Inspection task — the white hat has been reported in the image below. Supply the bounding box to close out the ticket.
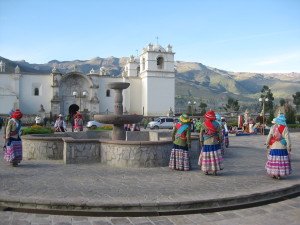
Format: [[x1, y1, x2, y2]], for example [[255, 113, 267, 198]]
[[59, 114, 63, 117]]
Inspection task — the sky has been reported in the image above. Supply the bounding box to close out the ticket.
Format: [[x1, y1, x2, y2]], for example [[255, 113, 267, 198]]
[[0, 0, 300, 73]]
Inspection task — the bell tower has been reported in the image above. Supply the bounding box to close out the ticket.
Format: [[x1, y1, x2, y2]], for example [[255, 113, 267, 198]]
[[139, 43, 175, 116]]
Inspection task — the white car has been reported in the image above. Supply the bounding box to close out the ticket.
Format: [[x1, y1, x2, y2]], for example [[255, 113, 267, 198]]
[[86, 121, 103, 129], [148, 117, 175, 129]]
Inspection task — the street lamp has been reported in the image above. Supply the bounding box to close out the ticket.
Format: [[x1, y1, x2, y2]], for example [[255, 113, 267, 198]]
[[73, 91, 87, 112], [188, 101, 197, 117], [259, 97, 269, 135]]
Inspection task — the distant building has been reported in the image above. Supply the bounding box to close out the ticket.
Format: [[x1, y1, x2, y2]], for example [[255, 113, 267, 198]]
[[0, 43, 175, 117]]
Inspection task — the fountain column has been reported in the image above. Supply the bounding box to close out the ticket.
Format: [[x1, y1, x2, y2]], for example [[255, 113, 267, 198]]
[[94, 82, 143, 141]]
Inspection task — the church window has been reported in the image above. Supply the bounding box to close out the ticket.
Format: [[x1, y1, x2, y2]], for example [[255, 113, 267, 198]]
[[142, 58, 145, 71], [106, 89, 110, 97], [157, 57, 164, 69], [34, 87, 39, 96]]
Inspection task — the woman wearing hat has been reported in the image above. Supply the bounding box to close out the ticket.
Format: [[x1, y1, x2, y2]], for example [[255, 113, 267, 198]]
[[54, 114, 67, 132], [265, 114, 292, 179], [198, 110, 223, 175], [4, 109, 23, 166], [169, 113, 191, 171]]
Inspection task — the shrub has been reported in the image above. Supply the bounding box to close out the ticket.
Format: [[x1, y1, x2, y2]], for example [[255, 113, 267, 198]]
[[22, 125, 54, 135], [287, 124, 300, 129], [90, 125, 113, 131]]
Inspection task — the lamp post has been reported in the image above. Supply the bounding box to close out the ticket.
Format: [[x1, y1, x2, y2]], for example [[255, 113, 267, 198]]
[[73, 91, 87, 112], [259, 97, 269, 135], [188, 101, 197, 117]]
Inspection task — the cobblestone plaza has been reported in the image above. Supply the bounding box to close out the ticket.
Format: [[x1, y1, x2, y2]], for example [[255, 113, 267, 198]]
[[0, 129, 299, 224]]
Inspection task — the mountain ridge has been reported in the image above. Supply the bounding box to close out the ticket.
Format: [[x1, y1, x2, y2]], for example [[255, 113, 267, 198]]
[[1, 56, 299, 109]]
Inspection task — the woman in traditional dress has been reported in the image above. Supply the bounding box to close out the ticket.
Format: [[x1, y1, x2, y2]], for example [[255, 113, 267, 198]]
[[221, 116, 229, 148], [215, 113, 225, 155], [54, 114, 67, 132], [198, 110, 223, 175], [4, 109, 23, 166], [73, 112, 84, 132], [169, 113, 191, 171], [265, 114, 292, 179]]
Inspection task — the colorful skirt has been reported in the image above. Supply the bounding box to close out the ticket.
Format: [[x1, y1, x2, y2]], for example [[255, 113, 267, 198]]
[[198, 144, 223, 172], [169, 144, 190, 171], [4, 139, 22, 164], [265, 149, 291, 177]]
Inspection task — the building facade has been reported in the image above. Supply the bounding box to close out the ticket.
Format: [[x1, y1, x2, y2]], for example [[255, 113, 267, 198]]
[[0, 43, 175, 117]]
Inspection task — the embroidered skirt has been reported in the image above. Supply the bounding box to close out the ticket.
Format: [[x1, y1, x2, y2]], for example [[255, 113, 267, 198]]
[[265, 149, 291, 176], [169, 144, 190, 171], [4, 140, 22, 163], [198, 144, 223, 172]]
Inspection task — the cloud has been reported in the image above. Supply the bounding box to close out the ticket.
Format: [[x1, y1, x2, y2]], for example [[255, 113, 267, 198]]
[[256, 52, 300, 66]]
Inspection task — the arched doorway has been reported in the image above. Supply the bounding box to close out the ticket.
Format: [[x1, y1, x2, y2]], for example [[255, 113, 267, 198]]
[[69, 104, 79, 116], [68, 104, 79, 131]]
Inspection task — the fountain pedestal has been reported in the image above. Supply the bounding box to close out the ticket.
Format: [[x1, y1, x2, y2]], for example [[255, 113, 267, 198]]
[[94, 82, 143, 140]]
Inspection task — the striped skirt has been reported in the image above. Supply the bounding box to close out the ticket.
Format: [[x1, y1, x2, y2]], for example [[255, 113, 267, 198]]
[[265, 149, 291, 177], [169, 144, 190, 171], [4, 140, 22, 164], [198, 144, 223, 172]]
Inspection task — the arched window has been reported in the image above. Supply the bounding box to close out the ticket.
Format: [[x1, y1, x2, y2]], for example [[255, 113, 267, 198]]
[[157, 57, 164, 69], [34, 87, 39, 96], [137, 66, 140, 76], [142, 58, 145, 71], [106, 89, 110, 97]]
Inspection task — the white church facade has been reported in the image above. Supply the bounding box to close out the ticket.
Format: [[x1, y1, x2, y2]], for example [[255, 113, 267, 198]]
[[0, 43, 175, 118]]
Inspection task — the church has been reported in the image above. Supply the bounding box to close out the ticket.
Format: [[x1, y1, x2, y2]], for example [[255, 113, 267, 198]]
[[0, 43, 175, 118]]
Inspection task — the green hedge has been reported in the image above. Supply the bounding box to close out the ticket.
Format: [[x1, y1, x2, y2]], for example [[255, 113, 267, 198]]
[[22, 125, 54, 135], [287, 124, 300, 129]]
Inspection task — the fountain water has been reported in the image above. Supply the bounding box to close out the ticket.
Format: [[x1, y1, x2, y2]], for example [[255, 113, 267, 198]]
[[94, 82, 143, 140]]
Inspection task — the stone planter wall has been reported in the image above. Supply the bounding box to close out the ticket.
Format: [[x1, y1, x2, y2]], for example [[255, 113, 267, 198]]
[[22, 137, 64, 160], [22, 131, 201, 167], [100, 140, 172, 168], [63, 138, 101, 164]]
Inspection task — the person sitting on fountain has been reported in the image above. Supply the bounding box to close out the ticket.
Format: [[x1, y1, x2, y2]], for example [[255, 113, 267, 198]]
[[169, 113, 191, 171]]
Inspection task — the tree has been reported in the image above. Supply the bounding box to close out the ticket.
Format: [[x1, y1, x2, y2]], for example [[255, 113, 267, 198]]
[[292, 92, 300, 112], [279, 98, 286, 106], [225, 97, 240, 112], [284, 102, 296, 124], [199, 102, 207, 116], [260, 85, 274, 112]]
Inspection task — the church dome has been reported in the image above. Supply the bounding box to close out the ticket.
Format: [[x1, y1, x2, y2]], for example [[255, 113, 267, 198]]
[[152, 44, 166, 52]]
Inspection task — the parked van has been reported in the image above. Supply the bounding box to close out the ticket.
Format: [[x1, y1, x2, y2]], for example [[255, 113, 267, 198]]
[[148, 117, 175, 129]]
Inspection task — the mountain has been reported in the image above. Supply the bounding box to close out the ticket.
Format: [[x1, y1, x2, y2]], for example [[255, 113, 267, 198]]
[[1, 56, 300, 109]]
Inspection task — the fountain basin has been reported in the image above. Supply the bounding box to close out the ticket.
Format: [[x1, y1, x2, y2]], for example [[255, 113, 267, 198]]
[[21, 132, 200, 167], [94, 114, 143, 125], [107, 82, 130, 89]]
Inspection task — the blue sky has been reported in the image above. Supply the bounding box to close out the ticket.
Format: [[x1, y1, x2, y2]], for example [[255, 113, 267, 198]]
[[0, 0, 299, 73]]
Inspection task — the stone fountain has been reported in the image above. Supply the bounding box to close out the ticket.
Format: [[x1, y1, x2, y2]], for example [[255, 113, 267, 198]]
[[94, 82, 143, 140]]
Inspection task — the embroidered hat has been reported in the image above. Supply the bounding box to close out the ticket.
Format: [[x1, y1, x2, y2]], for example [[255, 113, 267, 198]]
[[275, 114, 286, 126], [12, 109, 23, 119], [205, 110, 216, 121], [179, 113, 190, 123], [216, 113, 221, 121]]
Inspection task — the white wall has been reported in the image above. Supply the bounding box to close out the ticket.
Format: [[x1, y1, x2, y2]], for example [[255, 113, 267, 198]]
[[98, 76, 123, 113], [143, 76, 175, 116], [0, 74, 18, 114], [19, 74, 52, 114]]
